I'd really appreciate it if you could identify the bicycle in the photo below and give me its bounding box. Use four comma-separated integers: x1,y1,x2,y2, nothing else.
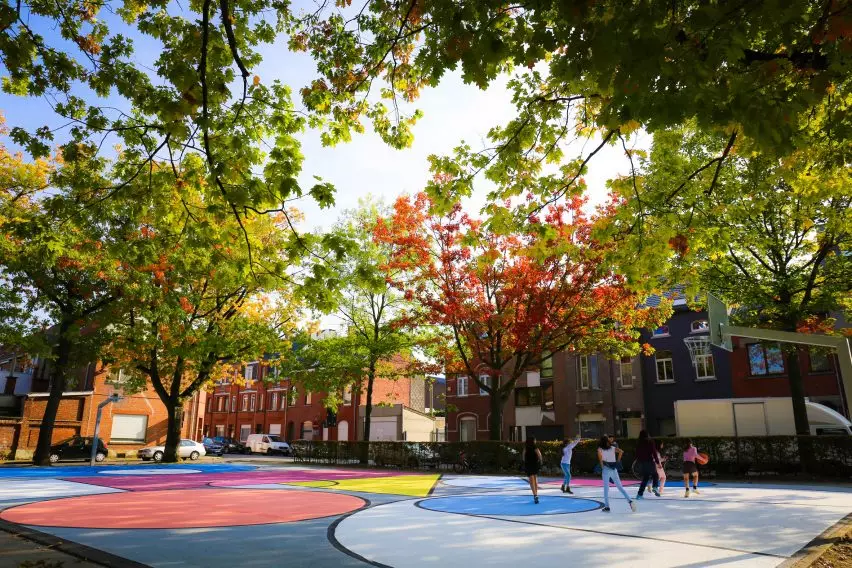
453,450,481,474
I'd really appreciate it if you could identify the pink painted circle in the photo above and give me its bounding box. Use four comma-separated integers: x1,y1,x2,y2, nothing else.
1,489,365,529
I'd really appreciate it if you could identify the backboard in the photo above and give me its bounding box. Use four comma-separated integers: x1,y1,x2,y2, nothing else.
708,293,733,352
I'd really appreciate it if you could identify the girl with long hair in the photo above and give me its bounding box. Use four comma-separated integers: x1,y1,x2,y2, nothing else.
682,439,701,497
524,436,543,504
560,434,581,494
598,435,636,513
635,430,660,499
652,439,667,496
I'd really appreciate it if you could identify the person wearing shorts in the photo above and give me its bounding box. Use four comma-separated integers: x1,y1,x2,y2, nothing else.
682,439,700,498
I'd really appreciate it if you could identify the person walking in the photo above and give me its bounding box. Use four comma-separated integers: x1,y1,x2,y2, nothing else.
682,439,700,498
598,436,636,513
652,439,667,496
635,430,660,499
560,434,581,494
524,436,543,504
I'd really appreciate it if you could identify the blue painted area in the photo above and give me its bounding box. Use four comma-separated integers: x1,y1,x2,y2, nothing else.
419,494,601,516
0,463,255,479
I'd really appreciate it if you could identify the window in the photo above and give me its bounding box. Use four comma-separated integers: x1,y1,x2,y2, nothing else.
180,439,194,447
579,356,590,389
540,352,553,379
207,397,212,413
305,391,312,405
579,355,598,389
694,353,716,380
514,387,542,407
809,350,832,373
301,421,313,440
478,375,491,395
231,396,236,410
579,420,604,439
652,325,670,337
542,382,554,411
215,425,225,437
249,394,256,411
691,320,709,333
239,425,251,442
110,414,148,443
459,417,476,442
269,423,281,435
456,376,468,397
216,396,225,412
655,350,675,383
241,395,249,411
343,385,352,405
269,392,278,410
288,387,297,406
107,368,135,385
255,423,263,434
618,356,634,388
244,364,256,381
224,396,229,412
748,343,785,376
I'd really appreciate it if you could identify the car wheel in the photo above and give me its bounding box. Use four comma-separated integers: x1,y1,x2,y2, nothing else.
153,451,164,462
266,448,273,456
189,451,200,461
95,452,106,463
49,453,60,464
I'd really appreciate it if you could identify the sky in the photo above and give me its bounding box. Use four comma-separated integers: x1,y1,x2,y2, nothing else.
0,3,647,234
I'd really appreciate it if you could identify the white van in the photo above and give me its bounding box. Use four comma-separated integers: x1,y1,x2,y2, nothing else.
245,433,291,455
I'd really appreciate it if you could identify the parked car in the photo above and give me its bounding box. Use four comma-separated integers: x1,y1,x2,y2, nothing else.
212,436,249,454
245,433,291,455
49,436,108,464
202,438,225,457
138,439,206,462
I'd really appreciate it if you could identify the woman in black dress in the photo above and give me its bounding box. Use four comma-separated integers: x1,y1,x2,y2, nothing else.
524,436,543,504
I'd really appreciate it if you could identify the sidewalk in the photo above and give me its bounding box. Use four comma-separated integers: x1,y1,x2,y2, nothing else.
0,529,102,567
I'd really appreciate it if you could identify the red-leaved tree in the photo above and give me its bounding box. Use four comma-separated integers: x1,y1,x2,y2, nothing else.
375,193,667,440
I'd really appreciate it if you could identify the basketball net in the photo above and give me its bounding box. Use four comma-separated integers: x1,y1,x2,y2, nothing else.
683,336,712,367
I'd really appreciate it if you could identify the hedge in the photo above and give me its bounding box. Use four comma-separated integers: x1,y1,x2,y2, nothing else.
289,436,852,478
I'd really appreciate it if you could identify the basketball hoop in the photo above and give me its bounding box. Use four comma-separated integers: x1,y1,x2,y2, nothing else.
683,336,712,367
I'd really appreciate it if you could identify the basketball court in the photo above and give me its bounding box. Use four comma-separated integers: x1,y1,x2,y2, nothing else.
0,463,848,567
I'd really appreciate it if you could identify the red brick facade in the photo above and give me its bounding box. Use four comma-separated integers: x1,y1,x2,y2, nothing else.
203,363,414,442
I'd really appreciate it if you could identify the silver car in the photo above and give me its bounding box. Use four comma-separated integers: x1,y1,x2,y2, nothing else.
138,439,206,462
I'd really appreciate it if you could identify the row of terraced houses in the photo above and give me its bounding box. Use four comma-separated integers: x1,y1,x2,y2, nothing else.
446,293,849,441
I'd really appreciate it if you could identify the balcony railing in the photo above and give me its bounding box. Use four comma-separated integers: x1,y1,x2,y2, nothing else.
575,389,604,405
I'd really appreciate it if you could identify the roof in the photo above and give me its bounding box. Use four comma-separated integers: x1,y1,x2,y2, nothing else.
644,285,688,308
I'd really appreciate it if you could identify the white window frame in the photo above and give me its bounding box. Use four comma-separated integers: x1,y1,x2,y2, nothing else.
579,357,590,390
456,376,469,397
694,353,716,381
478,375,491,396
343,385,352,405
110,414,148,444
655,351,675,383
459,416,476,441
690,320,710,334
244,364,256,381
652,325,670,338
216,396,225,412
305,391,312,405
241,394,249,411
269,392,278,410
249,393,256,411
618,356,634,388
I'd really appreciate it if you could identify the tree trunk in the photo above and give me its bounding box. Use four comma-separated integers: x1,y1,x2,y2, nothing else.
32,320,72,465
488,393,503,441
787,349,809,435
363,360,376,442
163,400,183,463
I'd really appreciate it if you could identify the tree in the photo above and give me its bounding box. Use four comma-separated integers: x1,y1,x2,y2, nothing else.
297,1,851,216
280,201,435,441
374,193,666,440
107,158,303,462
606,125,851,435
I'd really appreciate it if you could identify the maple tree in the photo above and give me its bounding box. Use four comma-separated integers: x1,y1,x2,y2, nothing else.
374,193,667,440
0,121,124,464
106,155,303,463
279,202,436,441
604,124,851,435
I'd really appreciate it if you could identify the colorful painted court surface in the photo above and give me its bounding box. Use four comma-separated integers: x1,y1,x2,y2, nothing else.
0,463,849,567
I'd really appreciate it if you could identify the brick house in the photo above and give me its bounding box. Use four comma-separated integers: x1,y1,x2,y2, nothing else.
203,361,435,442
0,354,205,459
446,350,644,442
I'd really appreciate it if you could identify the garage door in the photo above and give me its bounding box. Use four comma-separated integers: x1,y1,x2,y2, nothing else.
110,415,148,443
369,419,397,441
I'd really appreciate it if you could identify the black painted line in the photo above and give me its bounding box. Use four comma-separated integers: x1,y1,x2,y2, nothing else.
0,518,150,568
327,498,394,568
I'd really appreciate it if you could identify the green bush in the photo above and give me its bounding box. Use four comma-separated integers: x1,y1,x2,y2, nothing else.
289,436,852,478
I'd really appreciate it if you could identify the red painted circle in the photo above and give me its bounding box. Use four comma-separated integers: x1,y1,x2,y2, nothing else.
1,489,364,529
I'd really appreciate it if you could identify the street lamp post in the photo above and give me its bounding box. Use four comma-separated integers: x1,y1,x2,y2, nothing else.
90,393,121,466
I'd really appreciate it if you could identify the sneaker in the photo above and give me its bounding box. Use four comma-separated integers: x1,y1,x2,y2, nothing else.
653,489,660,497
629,500,637,512
534,496,539,504
561,484,566,493
601,507,611,513
635,494,644,500
692,488,700,495
684,489,690,498
566,487,573,494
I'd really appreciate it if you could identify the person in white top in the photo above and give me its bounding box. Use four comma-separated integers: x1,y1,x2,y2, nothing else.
597,436,636,513
560,435,581,494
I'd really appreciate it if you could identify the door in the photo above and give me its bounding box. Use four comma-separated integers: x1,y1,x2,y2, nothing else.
337,420,349,441
734,403,768,437
459,418,476,442
626,418,642,438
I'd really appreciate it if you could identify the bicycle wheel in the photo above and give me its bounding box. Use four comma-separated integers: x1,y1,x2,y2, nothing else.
631,459,642,480
453,462,465,474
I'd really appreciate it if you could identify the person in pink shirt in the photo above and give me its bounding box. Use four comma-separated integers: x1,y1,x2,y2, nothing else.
682,440,700,498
